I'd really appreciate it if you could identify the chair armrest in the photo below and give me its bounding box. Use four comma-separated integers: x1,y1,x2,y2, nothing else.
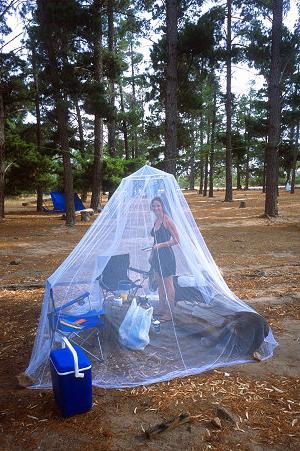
54,292,90,313
129,266,149,276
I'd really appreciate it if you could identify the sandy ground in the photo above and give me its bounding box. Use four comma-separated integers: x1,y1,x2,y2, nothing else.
0,189,300,450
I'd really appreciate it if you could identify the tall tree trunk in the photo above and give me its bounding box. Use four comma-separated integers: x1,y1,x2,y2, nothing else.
203,120,211,197
75,100,85,157
119,80,129,159
199,157,204,194
198,112,204,194
165,0,177,175
90,0,104,212
291,121,299,194
265,0,283,216
224,0,233,202
40,24,75,224
262,140,267,193
203,153,209,197
129,39,137,158
32,49,43,212
75,100,87,202
0,88,5,220
209,85,217,198
189,126,195,190
244,148,250,190
189,156,195,190
56,100,75,225
107,1,116,156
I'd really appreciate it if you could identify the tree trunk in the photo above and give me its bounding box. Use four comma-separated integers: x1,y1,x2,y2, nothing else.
0,89,5,220
224,0,233,202
56,101,75,225
236,157,242,190
244,147,250,190
203,153,209,197
32,49,43,212
189,138,195,190
264,0,283,216
90,0,104,212
165,0,177,175
36,185,43,211
291,121,299,194
129,39,137,158
199,157,204,194
189,162,195,190
198,112,204,194
107,1,116,157
119,80,129,159
209,85,217,197
38,0,75,225
75,100,85,157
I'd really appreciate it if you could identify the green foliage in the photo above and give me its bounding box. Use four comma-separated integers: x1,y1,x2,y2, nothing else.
102,156,145,191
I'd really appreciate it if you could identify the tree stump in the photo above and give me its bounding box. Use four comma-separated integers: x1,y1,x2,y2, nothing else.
81,210,90,222
239,201,246,208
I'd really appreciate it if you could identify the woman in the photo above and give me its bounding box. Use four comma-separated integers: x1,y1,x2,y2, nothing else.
150,197,179,321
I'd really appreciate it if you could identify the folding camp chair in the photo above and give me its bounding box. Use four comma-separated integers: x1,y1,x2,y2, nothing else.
43,192,86,213
97,254,148,302
48,289,105,362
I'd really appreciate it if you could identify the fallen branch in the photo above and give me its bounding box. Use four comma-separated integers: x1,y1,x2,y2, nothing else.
0,283,44,290
144,413,191,439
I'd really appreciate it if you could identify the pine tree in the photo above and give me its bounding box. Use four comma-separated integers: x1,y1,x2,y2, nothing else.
264,0,283,216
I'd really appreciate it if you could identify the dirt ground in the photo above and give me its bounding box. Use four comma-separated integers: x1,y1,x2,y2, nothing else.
1,189,300,451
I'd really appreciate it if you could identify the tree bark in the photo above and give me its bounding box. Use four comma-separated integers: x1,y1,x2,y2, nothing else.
107,1,116,156
209,85,217,197
90,0,104,212
198,157,204,194
264,0,283,216
165,0,177,175
119,80,129,159
244,148,250,190
0,88,5,220
32,49,43,212
224,0,233,202
75,100,85,157
129,39,138,158
198,112,204,194
203,152,209,197
291,121,299,194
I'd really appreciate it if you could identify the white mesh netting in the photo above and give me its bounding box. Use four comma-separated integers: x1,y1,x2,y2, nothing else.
26,165,277,388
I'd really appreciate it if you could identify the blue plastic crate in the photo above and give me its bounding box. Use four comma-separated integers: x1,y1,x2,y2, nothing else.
50,339,92,417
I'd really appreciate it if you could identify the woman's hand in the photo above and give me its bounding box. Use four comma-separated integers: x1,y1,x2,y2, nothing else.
152,243,162,250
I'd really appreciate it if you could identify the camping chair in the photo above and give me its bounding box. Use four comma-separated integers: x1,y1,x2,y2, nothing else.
97,254,148,302
48,289,105,362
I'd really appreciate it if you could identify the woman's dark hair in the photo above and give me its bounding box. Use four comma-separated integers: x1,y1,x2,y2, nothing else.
150,196,165,211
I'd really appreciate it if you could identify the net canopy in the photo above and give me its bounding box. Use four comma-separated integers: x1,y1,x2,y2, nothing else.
26,165,277,388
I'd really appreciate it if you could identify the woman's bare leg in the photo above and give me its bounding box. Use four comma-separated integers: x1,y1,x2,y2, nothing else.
161,276,175,319
156,274,168,316
156,276,175,320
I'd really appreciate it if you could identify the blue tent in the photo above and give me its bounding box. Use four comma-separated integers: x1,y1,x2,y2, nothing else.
44,192,86,213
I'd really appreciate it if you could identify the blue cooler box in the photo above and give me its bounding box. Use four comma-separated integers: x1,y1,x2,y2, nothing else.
50,339,92,417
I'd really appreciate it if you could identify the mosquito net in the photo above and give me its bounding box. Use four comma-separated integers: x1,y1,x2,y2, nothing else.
26,165,277,388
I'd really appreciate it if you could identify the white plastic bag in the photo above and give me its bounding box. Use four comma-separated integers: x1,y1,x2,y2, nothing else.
119,298,153,350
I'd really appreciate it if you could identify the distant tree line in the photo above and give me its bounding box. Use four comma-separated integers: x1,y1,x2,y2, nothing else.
0,0,299,224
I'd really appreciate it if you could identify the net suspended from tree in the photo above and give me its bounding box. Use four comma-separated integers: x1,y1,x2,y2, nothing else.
26,165,277,388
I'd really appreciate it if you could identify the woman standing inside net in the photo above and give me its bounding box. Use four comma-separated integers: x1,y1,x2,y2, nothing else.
150,197,179,321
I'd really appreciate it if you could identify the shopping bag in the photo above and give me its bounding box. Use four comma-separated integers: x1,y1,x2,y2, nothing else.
119,298,153,350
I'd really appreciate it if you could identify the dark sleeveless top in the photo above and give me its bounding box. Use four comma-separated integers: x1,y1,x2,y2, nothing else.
150,223,176,277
